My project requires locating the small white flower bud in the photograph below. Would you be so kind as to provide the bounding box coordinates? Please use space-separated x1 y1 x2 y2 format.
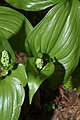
1 50 10 68
36 58 43 69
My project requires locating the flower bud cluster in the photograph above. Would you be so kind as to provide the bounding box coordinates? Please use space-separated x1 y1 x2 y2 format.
36 58 43 69
1 50 10 68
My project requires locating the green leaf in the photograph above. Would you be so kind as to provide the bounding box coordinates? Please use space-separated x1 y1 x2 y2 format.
0 6 33 52
78 1 80 51
28 62 55 104
5 0 66 11
40 62 55 79
27 0 80 80
0 76 25 120
0 32 15 65
11 64 27 87
26 57 39 77
63 77 73 90
28 74 43 104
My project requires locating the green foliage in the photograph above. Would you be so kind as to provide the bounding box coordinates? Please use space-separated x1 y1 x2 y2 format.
5 0 65 11
0 6 32 120
11 64 28 87
0 33 27 119
0 32 15 65
63 77 73 90
0 0 80 119
26 0 80 81
0 75 25 120
0 6 33 51
26 57 55 103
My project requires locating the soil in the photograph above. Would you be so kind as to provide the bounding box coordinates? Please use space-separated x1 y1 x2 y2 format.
19 85 80 120
52 86 80 120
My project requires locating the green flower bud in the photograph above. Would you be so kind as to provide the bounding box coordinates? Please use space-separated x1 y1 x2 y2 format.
36 58 43 69
38 53 43 59
1 50 10 68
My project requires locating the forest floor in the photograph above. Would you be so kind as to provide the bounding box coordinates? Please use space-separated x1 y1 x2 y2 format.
19 85 80 120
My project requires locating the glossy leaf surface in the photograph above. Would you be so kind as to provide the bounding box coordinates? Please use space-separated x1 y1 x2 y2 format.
27 62 55 104
5 0 65 11
0 32 15 65
26 57 39 77
0 6 33 51
11 64 27 87
0 76 25 120
26 0 80 80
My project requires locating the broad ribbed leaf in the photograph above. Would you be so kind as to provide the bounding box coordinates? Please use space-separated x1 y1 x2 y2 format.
26 57 39 77
11 64 27 87
40 62 55 79
0 6 33 51
0 76 25 120
26 0 80 80
5 0 66 11
28 74 43 104
79 1 80 51
28 62 55 104
0 32 15 64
